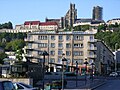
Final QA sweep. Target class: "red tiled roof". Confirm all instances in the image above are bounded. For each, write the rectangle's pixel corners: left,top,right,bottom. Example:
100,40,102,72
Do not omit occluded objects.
40,22,58,26
24,21,40,25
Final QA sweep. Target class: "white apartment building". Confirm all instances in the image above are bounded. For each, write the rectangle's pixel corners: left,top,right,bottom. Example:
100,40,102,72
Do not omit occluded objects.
25,31,114,75
107,18,120,25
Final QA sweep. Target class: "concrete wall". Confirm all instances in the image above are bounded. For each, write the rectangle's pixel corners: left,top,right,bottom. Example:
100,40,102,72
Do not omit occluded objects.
0,78,33,86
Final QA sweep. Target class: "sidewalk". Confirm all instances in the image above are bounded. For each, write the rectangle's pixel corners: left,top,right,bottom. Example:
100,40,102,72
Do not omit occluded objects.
65,78,106,90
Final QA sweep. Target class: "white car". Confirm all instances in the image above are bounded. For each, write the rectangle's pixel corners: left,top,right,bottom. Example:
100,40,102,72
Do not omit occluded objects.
109,72,118,77
14,82,37,90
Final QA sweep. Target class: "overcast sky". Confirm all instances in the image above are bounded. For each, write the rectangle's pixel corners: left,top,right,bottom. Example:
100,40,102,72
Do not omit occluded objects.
0,0,120,27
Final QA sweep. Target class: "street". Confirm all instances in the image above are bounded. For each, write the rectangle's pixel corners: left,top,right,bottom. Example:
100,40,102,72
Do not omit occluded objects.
95,79,120,90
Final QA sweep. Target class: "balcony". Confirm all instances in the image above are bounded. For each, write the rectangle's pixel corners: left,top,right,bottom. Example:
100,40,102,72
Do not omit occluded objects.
88,39,97,43
88,47,97,51
25,54,34,58
26,47,34,50
24,38,34,43
88,55,97,59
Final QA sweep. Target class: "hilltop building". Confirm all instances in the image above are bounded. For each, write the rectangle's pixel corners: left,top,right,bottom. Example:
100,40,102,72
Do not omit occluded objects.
92,6,103,20
107,18,120,25
45,3,77,29
73,18,105,27
15,21,58,31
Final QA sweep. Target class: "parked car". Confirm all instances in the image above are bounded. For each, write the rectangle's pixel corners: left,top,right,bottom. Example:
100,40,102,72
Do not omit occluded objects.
109,72,118,77
0,81,15,90
13,82,37,90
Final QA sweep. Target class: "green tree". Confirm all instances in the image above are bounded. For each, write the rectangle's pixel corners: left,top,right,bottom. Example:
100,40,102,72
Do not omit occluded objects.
5,39,25,51
98,24,106,31
0,22,13,29
15,49,23,62
0,52,7,64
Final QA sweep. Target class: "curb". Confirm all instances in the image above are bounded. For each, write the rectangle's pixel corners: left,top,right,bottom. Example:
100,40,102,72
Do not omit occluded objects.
90,81,106,90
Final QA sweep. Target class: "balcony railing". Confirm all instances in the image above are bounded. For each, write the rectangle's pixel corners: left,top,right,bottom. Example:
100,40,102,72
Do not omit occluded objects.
88,47,97,51
88,39,97,43
88,55,97,58
24,38,34,42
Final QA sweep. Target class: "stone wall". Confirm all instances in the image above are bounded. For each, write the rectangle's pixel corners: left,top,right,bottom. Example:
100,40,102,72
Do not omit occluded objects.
0,78,33,86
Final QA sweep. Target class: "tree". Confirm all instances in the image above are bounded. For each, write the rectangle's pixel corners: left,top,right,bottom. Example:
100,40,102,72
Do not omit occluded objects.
0,52,7,64
5,39,25,51
8,21,13,29
15,49,23,62
95,30,120,51
98,24,106,31
0,22,13,29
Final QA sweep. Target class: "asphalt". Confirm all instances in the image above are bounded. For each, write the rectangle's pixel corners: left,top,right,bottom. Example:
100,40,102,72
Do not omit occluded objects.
42,75,106,90
64,78,106,90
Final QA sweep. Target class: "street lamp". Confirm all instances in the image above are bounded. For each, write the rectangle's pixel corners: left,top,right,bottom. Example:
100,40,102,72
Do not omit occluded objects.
62,53,67,90
84,58,88,85
76,61,78,87
91,62,95,82
115,43,118,76
42,51,49,90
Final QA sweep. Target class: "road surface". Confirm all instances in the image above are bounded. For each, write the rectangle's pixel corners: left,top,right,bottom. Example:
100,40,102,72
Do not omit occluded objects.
95,79,120,90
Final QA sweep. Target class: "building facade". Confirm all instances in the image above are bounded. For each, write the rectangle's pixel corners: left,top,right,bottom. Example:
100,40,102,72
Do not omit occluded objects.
25,31,114,75
15,21,58,31
92,6,103,20
96,41,114,75
107,18,120,25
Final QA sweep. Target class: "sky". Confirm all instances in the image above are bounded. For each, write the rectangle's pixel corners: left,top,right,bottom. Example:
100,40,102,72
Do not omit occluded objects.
0,0,120,27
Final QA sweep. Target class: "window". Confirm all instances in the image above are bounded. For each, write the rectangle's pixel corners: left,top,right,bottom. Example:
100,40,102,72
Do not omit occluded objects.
27,51,32,55
66,43,71,48
74,51,83,56
66,58,71,64
74,35,84,40
58,58,62,63
38,35,47,40
89,44,94,49
58,50,63,56
28,43,32,48
74,43,83,48
66,35,71,40
89,59,93,63
66,51,71,56
50,58,55,63
51,35,55,40
28,35,32,40
74,59,83,64
90,35,94,41
59,35,63,41
38,43,47,48
89,51,94,56
38,51,43,55
51,43,55,48
58,43,63,48
50,51,55,55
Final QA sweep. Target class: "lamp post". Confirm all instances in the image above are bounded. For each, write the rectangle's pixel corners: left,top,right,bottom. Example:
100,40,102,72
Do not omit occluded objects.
115,43,118,76
76,61,78,87
84,58,88,85
42,51,49,90
62,53,67,90
91,62,95,82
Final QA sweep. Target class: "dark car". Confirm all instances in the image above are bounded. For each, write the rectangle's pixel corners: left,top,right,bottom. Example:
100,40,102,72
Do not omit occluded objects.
0,81,15,90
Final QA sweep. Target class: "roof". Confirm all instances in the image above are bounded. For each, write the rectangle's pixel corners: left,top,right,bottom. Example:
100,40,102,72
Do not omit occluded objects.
24,21,40,25
75,18,92,23
40,22,58,26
